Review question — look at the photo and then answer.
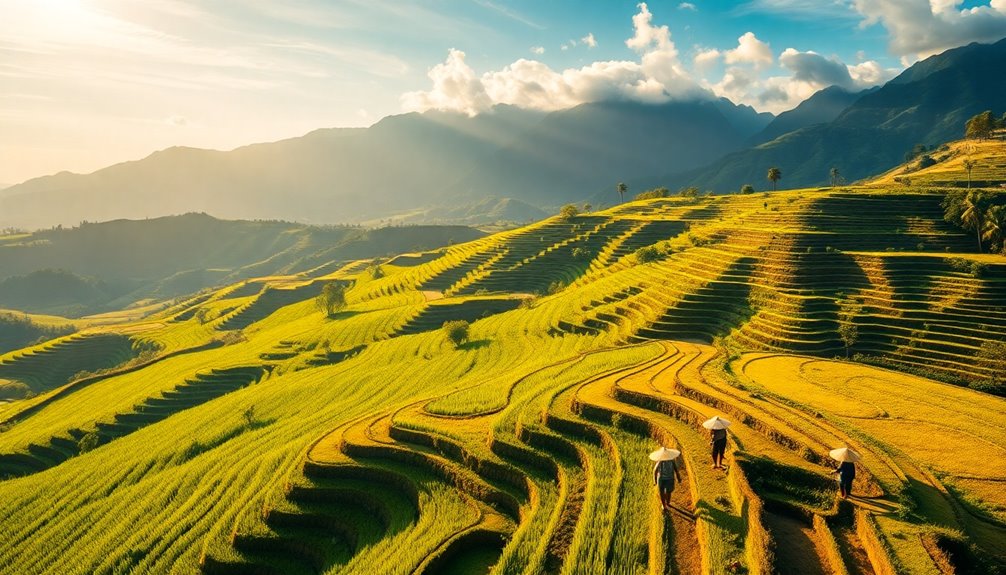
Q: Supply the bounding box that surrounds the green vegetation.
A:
[0,311,75,356]
[0,144,1004,574]
[767,167,781,191]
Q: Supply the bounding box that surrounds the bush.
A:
[740,184,755,195]
[442,320,470,348]
[78,432,100,454]
[918,155,937,169]
[547,280,567,295]
[635,187,670,200]
[558,204,580,219]
[635,245,662,263]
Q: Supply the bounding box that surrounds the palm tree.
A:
[767,167,782,191]
[962,158,977,189]
[830,167,840,187]
[616,182,627,203]
[961,191,989,252]
[983,205,1006,253]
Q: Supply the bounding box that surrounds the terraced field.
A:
[0,159,1004,574]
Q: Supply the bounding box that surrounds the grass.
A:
[1,147,1006,573]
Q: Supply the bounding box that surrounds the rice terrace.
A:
[3,3,1006,575]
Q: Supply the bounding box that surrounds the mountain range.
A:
[2,38,1003,228]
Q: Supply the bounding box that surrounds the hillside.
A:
[0,100,770,229]
[682,38,1006,192]
[748,85,875,146]
[0,214,483,316]
[0,173,1004,573]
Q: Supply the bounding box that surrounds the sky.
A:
[2,0,1006,187]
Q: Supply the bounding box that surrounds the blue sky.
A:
[2,0,1005,185]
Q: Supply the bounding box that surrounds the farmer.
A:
[650,447,683,512]
[702,416,731,469]
[829,447,861,499]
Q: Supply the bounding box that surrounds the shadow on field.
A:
[459,339,492,351]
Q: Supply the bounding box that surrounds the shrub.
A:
[242,405,256,427]
[740,184,755,194]
[442,320,470,348]
[918,155,937,169]
[558,204,580,219]
[78,432,100,454]
[635,246,662,263]
[635,187,670,200]
[547,280,567,295]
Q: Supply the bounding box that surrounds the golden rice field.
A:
[0,162,1005,574]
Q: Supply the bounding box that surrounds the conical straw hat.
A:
[829,447,862,462]
[702,416,732,430]
[648,446,681,461]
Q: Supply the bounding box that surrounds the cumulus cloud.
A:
[400,48,491,115]
[693,48,721,71]
[852,0,1006,63]
[402,3,707,115]
[724,32,773,68]
[581,33,597,48]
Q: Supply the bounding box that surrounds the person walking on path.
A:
[650,447,683,512]
[702,416,731,469]
[830,447,862,499]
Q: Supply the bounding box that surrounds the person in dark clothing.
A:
[835,461,856,498]
[710,427,727,469]
[653,456,683,511]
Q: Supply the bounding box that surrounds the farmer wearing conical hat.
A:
[830,447,861,499]
[702,416,731,469]
[650,447,683,512]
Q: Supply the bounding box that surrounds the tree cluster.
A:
[635,187,670,201]
[942,190,1006,253]
[965,110,1006,141]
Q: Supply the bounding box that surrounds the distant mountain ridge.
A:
[0,98,771,229]
[3,37,1004,227]
[679,38,1006,191]
[0,213,483,316]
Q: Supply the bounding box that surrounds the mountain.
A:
[445,99,764,208]
[748,85,876,145]
[0,213,483,316]
[679,37,1006,192]
[0,99,769,229]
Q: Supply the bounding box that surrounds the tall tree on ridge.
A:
[617,182,627,204]
[830,167,840,187]
[962,158,977,189]
[767,167,782,191]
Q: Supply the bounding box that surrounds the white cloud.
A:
[581,33,597,48]
[402,3,707,115]
[400,48,492,116]
[531,46,545,55]
[851,0,1006,62]
[678,2,698,11]
[724,32,774,68]
[693,48,721,72]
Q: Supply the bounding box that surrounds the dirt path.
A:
[763,510,829,575]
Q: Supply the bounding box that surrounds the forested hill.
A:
[0,213,482,316]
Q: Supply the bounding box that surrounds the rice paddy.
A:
[1,150,1005,573]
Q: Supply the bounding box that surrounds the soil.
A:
[763,510,829,575]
